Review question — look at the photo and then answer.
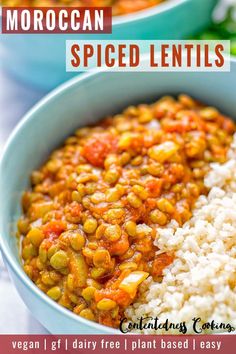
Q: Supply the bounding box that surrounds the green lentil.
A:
[104,224,121,242]
[70,232,86,251]
[83,218,98,234]
[50,250,69,270]
[47,286,61,301]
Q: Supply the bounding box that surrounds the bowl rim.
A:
[0,68,120,335]
[1,54,235,335]
[112,0,189,25]
[0,0,192,26]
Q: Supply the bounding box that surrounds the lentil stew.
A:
[17,95,235,328]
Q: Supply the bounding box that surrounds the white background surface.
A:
[0,0,234,335]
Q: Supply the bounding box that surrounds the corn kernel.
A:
[83,218,98,234]
[104,169,120,184]
[36,258,44,270]
[22,244,37,260]
[124,221,137,237]
[157,198,175,214]
[95,224,106,240]
[39,245,47,263]
[50,250,69,270]
[85,182,97,195]
[74,304,87,315]
[91,267,106,279]
[127,192,142,208]
[104,155,118,169]
[87,279,102,290]
[41,272,55,286]
[91,192,105,204]
[47,244,59,259]
[72,190,82,202]
[93,249,111,268]
[17,219,29,235]
[106,188,120,202]
[178,94,196,108]
[82,286,96,302]
[27,228,44,247]
[77,183,86,197]
[131,156,143,166]
[105,208,125,222]
[70,232,85,251]
[97,299,117,311]
[132,185,148,200]
[79,308,95,321]
[200,107,219,120]
[138,110,153,123]
[67,274,74,291]
[119,152,131,166]
[47,286,61,301]
[150,209,168,225]
[147,163,164,177]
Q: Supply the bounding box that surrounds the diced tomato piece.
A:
[42,221,66,239]
[82,133,118,167]
[40,238,53,251]
[145,198,157,210]
[95,288,131,307]
[162,112,206,133]
[152,253,174,278]
[166,164,185,184]
[69,203,82,218]
[222,117,235,134]
[129,135,144,151]
[146,178,163,197]
[106,233,130,256]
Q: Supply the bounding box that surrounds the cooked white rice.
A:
[125,136,236,334]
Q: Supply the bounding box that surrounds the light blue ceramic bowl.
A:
[1,55,236,334]
[0,0,218,90]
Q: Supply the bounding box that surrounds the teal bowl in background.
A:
[0,54,236,334]
[0,0,218,90]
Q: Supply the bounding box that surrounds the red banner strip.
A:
[0,335,235,354]
[1,7,112,34]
